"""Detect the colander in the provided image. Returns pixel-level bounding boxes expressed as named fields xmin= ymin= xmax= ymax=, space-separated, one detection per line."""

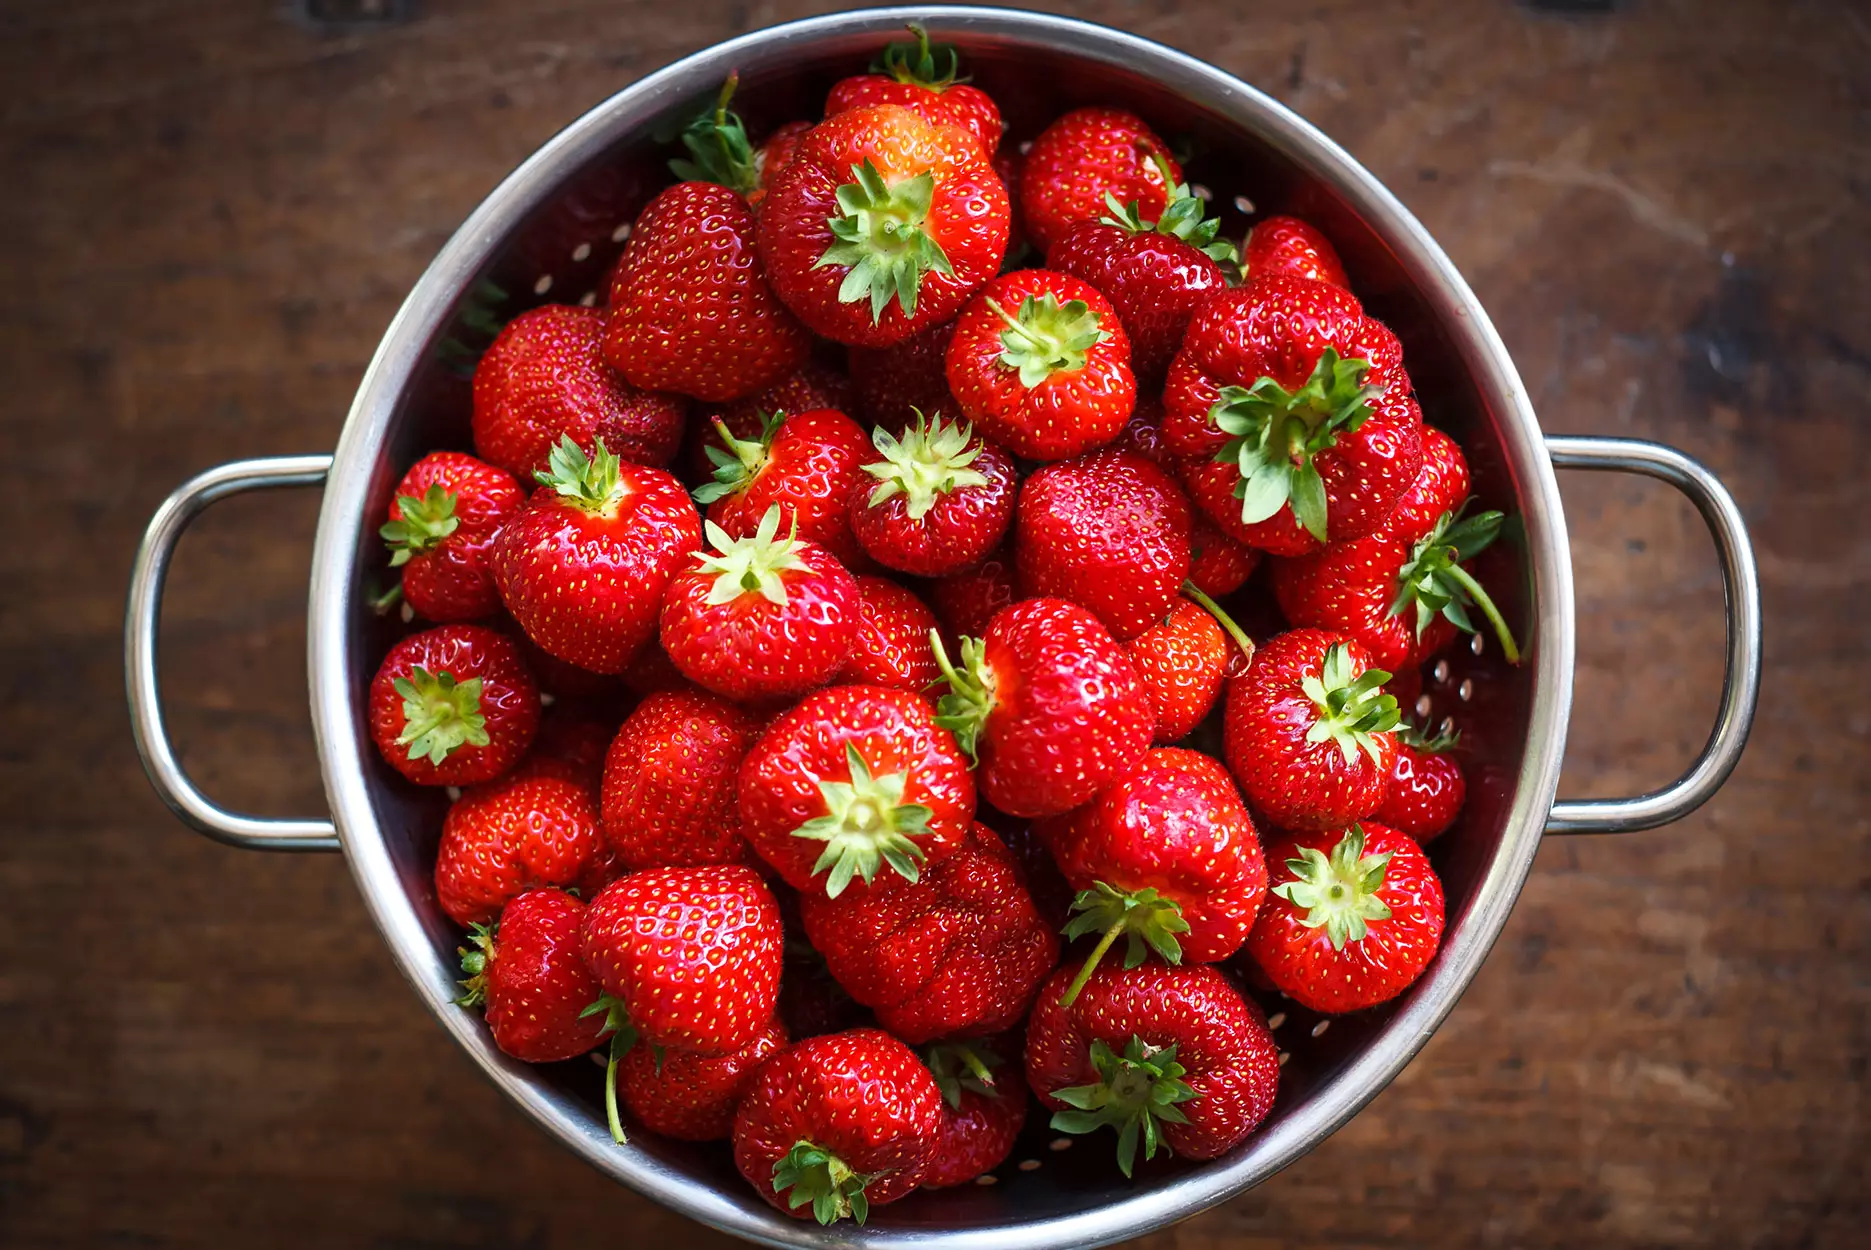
xmin=123 ymin=8 xmax=1761 ymax=1247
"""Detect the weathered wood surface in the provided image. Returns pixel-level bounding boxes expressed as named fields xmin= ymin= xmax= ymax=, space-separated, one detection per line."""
xmin=1 ymin=0 xmax=1864 ymax=1246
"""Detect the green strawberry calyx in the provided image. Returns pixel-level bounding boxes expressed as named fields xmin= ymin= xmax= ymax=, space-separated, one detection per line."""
xmin=693 ymin=411 xmax=783 ymax=504
xmin=1048 ymin=1035 xmax=1197 ymax=1179
xmin=816 ymin=159 xmax=954 ymax=324
xmin=1301 ymin=642 xmax=1400 ymax=768
xmin=453 ymin=921 xmax=496 ymax=1009
xmin=379 ymin=483 xmax=460 ymax=567
xmin=536 ymin=435 xmax=627 ymax=516
xmin=1209 ymin=346 xmax=1385 ymax=543
xmin=1397 ymin=716 xmax=1459 ymax=754
xmin=393 ymin=666 xmax=489 ymax=766
xmin=772 ymin=1139 xmax=882 ymax=1226
xmin=928 ymin=631 xmax=997 ymax=762
xmin=791 ymin=742 xmax=935 ymax=898
xmin=694 ymin=507 xmax=813 ymax=607
xmin=1058 ymin=882 xmax=1191 ymax=1009
xmin=1098 ymin=155 xmax=1239 ymax=267
xmin=578 ymin=994 xmax=642 ymax=1145
xmin=1389 ymin=507 xmax=1522 ymax=664
xmin=1271 ymin=823 xmax=1394 ymax=951
xmin=986 ymin=292 xmax=1109 ymax=389
xmin=922 ymin=1040 xmax=1007 ymax=1110
xmin=668 ymin=72 xmax=761 ymax=197
xmin=872 ymin=22 xmax=967 ymax=90
xmin=861 ymin=410 xmax=990 ymax=521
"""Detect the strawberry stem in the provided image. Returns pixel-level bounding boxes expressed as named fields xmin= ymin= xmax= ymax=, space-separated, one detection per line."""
xmin=579 ymin=995 xmax=639 ymax=1144
xmin=1180 ymin=581 xmax=1255 ymax=662
xmin=1058 ymin=882 xmax=1189 ymax=1008
xmin=929 ymin=631 xmax=996 ymax=762
xmin=668 ymin=73 xmax=761 ymax=197
xmin=1443 ymin=562 xmax=1520 ymax=664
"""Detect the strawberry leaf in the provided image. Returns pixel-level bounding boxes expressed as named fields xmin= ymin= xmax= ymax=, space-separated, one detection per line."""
xmin=668 ymin=73 xmax=760 ymax=197
xmin=694 ymin=507 xmax=813 ymax=606
xmin=871 ymin=22 xmax=967 ymax=88
xmin=392 ymin=666 xmax=489 ymax=766
xmin=790 ymin=742 xmax=934 ymax=898
xmin=1046 ymin=1035 xmax=1196 ymax=1178
xmin=772 ymin=1139 xmax=878 ymax=1226
xmin=1388 ymin=506 xmax=1521 ymax=663
xmin=453 ymin=921 xmax=496 ymax=1008
xmin=1058 ymin=882 xmax=1190 ymax=1008
xmin=1299 ymin=643 xmax=1400 ymax=768
xmin=922 ymin=1040 xmax=1006 ymax=1110
xmin=536 ymin=435 xmax=624 ymax=513
xmin=929 ymin=632 xmax=997 ymax=762
xmin=861 ymin=411 xmax=990 ymax=521
xmin=380 ymin=484 xmax=460 ymax=566
xmin=816 ymin=160 xmax=954 ymax=324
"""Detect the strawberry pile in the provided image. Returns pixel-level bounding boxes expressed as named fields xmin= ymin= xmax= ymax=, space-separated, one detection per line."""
xmin=370 ymin=27 xmax=1521 ymax=1225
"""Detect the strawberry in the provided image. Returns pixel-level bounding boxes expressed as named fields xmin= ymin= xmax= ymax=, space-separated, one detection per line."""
xmin=501 ymin=623 xmax=628 ymax=710
xmin=798 ymin=822 xmax=1057 ymax=1042
xmin=617 ymin=1016 xmax=788 ymax=1142
xmin=992 ymin=147 xmax=1027 ymax=259
xmin=527 ymin=709 xmax=612 ymax=791
xmin=825 ymin=24 xmax=1003 ymax=156
xmin=368 ymin=623 xmax=540 ymax=787
xmin=1019 ymin=108 xmax=1181 ymax=255
xmin=1124 ymin=595 xmax=1241 ymax=743
xmin=601 ymin=689 xmax=761 ymax=870
xmin=928 ymin=545 xmax=1020 ymax=640
xmin=738 ymin=684 xmax=977 ymax=897
xmin=945 ymin=269 xmax=1136 ymax=462
xmin=932 ymin=598 xmax=1152 ymax=817
xmin=489 ymin=437 xmax=700 ymax=674
xmin=1047 ymin=181 xmax=1236 ymax=386
xmin=759 ymin=104 xmax=1009 ymax=348
xmin=1188 ymin=514 xmax=1262 ymax=598
xmin=472 ymin=304 xmax=688 ymax=480
xmin=1379 ymin=423 xmax=1471 ymax=546
xmin=581 ymin=865 xmax=784 ymax=1139
xmin=918 ymin=1039 xmax=1028 ymax=1188
xmin=733 ymin=1028 xmax=942 ymax=1224
xmin=842 ymin=575 xmax=945 ymax=693
xmin=434 ymin=765 xmax=601 ymax=926
xmin=1024 ymin=961 xmax=1278 ymax=1176
xmin=848 ymin=412 xmax=1017 ymax=576
xmin=1014 ymin=448 xmax=1191 ymax=641
xmin=754 ymin=122 xmax=812 ymax=205
xmin=1375 ymin=722 xmax=1466 ymax=843
xmin=603 ymin=181 xmax=811 ymax=402
xmin=1111 ymin=395 xmax=1171 ymax=466
xmin=681 ymin=360 xmax=855 ymax=485
xmin=379 ymin=452 xmax=524 ymax=622
xmin=693 ymin=407 xmax=874 ymax=568
xmin=1245 ymin=822 xmax=1445 ymax=1013
xmin=846 ymin=318 xmax=957 ymax=433
xmin=659 ymin=509 xmax=860 ymax=702
xmin=1224 ymin=628 xmax=1400 ymax=831
xmin=618 ymin=642 xmax=689 ymax=699
xmin=1164 ymin=275 xmax=1424 ymax=556
xmin=456 ymin=888 xmax=606 ymax=1062
xmin=1270 ymin=505 xmax=1520 ymax=673
xmin=1241 ymin=214 xmax=1350 ymax=288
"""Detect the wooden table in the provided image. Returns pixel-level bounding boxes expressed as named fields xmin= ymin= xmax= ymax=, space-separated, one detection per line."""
xmin=3 ymin=1 xmax=1863 ymax=1245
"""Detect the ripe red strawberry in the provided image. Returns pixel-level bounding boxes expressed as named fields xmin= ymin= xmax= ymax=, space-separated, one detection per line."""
xmin=601 ymin=689 xmax=761 ymax=870
xmin=681 ymin=360 xmax=856 ymax=485
xmin=456 ymin=888 xmax=606 ymax=1062
xmin=526 ymin=709 xmax=612 ymax=791
xmin=848 ymin=413 xmax=1017 ymax=576
xmin=380 ymin=452 xmax=524 ymax=622
xmin=1270 ymin=505 xmax=1520 ymax=672
xmin=825 ymin=24 xmax=1003 ymax=156
xmin=1014 ymin=448 xmax=1191 ymax=641
xmin=1164 ymin=275 xmax=1424 ymax=556
xmin=798 ymin=823 xmax=1057 ymax=1042
xmin=489 ymin=437 xmax=700 ymax=674
xmin=739 ymin=684 xmax=977 ymax=896
xmin=946 ymin=269 xmax=1136 ymax=462
xmin=472 ymin=304 xmax=688 ymax=479
xmin=1188 ymin=514 xmax=1261 ymax=598
xmin=1379 ymin=424 xmax=1471 ymax=546
xmin=1241 ymin=214 xmax=1350 ymax=288
xmin=581 ymin=865 xmax=783 ymax=1138
xmin=1111 ymin=395 xmax=1171 ymax=466
xmin=919 ymin=1039 xmax=1028 ymax=1188
xmin=842 ymin=576 xmax=945 ymax=693
xmin=759 ymin=104 xmax=1009 ymax=347
xmin=368 ymin=623 xmax=540 ymax=787
xmin=1223 ymin=628 xmax=1400 ymax=831
xmin=847 ymin=318 xmax=957 ymax=432
xmin=1375 ymin=722 xmax=1466 ymax=842
xmin=1024 ymin=962 xmax=1278 ymax=1176
xmin=928 ymin=545 xmax=1020 ymax=640
xmin=1047 ymin=181 xmax=1235 ymax=385
xmin=932 ymin=598 xmax=1152 ymax=817
xmin=434 ymin=765 xmax=601 ymax=925
xmin=618 ymin=1016 xmax=788 ymax=1141
xmin=694 ymin=407 xmax=874 ymax=568
xmin=1020 ymin=108 xmax=1181 ymax=255
xmin=734 ymin=1028 xmax=942 ymax=1224
xmin=1125 ymin=596 xmax=1235 ymax=742
xmin=1245 ymin=822 xmax=1445 ymax=1013
xmin=992 ymin=147 xmax=1027 ymax=258
xmin=659 ymin=509 xmax=860 ymax=702
xmin=604 ymin=181 xmax=811 ymax=402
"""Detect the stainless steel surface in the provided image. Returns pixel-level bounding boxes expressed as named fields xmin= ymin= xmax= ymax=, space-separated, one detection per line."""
xmin=1544 ymin=437 xmax=1763 ymax=835
xmin=125 ymin=456 xmax=341 ymax=852
xmin=119 ymin=6 xmax=1759 ymax=1248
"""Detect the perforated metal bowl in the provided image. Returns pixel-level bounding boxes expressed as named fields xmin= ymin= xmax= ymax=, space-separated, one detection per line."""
xmin=125 ymin=8 xmax=1760 ymax=1247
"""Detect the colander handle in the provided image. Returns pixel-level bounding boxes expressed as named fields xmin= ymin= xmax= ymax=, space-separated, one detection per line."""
xmin=1543 ymin=436 xmax=1761 ymax=834
xmin=125 ymin=456 xmax=341 ymax=852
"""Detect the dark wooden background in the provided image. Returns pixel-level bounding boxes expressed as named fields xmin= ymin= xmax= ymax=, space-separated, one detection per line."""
xmin=3 ymin=0 xmax=1865 ymax=1246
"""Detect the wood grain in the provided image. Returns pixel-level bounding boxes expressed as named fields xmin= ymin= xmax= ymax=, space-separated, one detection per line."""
xmin=1 ymin=1 xmax=1865 ymax=1246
